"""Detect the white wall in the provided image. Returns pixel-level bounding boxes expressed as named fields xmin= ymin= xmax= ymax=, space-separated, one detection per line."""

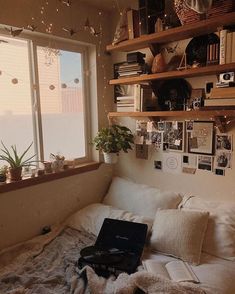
xmin=110 ymin=7 xmax=235 ymax=203
xmin=0 ymin=164 xmax=113 ymax=250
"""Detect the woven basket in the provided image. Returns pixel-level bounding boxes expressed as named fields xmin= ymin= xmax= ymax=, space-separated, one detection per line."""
xmin=174 ymin=0 xmax=235 ymax=25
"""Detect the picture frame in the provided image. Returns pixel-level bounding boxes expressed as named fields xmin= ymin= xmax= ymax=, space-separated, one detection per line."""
xmin=163 ymin=121 xmax=185 ymax=152
xmin=188 ymin=121 xmax=214 ymax=155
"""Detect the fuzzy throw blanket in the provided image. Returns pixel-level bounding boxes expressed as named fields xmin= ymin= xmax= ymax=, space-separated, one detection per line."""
xmin=81 ymin=266 xmax=206 ymax=294
xmin=0 ymin=226 xmax=207 ymax=294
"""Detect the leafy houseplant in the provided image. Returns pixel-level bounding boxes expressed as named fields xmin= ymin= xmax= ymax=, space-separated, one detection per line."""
xmin=0 ymin=142 xmax=35 ymax=181
xmin=93 ymin=125 xmax=134 ymax=164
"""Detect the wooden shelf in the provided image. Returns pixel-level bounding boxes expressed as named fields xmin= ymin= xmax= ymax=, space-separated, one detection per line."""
xmin=108 ymin=109 xmax=235 ymax=119
xmin=109 ymin=63 xmax=235 ymax=85
xmin=106 ymin=12 xmax=235 ymax=53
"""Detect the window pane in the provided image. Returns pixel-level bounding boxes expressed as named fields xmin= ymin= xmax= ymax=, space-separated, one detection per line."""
xmin=37 ymin=47 xmax=85 ymax=160
xmin=0 ymin=36 xmax=35 ymax=165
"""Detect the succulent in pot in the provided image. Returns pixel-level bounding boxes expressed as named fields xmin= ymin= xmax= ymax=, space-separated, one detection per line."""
xmin=0 ymin=165 xmax=8 ymax=182
xmin=0 ymin=142 xmax=36 ymax=181
xmin=93 ymin=124 xmax=134 ymax=164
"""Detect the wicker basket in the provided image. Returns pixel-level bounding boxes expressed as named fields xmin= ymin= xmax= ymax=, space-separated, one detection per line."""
xmin=174 ymin=0 xmax=235 ymax=25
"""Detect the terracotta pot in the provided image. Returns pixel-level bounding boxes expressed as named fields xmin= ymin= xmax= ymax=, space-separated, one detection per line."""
xmin=9 ymin=167 xmax=22 ymax=181
xmin=103 ymin=152 xmax=118 ymax=164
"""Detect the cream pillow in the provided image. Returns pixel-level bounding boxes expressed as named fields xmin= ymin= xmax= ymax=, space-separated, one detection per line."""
xmin=103 ymin=177 xmax=182 ymax=218
xmin=150 ymin=209 xmax=209 ymax=265
xmin=180 ymin=196 xmax=235 ymax=261
xmin=66 ymin=203 xmax=153 ymax=236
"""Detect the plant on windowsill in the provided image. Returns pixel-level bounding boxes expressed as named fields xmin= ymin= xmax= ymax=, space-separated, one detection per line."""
xmin=93 ymin=124 xmax=134 ymax=164
xmin=0 ymin=142 xmax=36 ymax=181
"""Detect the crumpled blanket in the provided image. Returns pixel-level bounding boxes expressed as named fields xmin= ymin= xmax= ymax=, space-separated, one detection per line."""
xmin=0 ymin=226 xmax=208 ymax=294
xmin=81 ymin=266 xmax=206 ymax=294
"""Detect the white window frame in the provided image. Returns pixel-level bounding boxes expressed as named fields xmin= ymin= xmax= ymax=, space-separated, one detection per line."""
xmin=0 ymin=28 xmax=91 ymax=164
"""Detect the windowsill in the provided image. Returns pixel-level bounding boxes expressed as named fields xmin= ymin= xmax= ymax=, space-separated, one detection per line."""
xmin=0 ymin=162 xmax=101 ymax=194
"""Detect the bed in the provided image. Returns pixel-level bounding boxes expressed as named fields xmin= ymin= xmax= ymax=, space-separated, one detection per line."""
xmin=0 ymin=177 xmax=235 ymax=294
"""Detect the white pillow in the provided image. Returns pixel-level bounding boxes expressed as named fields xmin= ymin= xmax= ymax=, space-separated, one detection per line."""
xmin=150 ymin=209 xmax=209 ymax=265
xmin=103 ymin=177 xmax=182 ymax=218
xmin=180 ymin=196 xmax=235 ymax=261
xmin=66 ymin=203 xmax=153 ymax=236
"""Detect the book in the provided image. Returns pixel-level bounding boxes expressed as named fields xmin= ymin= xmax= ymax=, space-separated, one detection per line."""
xmin=226 ymin=32 xmax=233 ymax=64
xmin=220 ymin=29 xmax=228 ymax=65
xmin=142 ymin=259 xmax=199 ymax=283
xmin=232 ymin=32 xmax=235 ymax=63
xmin=204 ymin=98 xmax=235 ymax=106
xmin=133 ymin=84 xmax=141 ymax=112
xmin=210 ymin=87 xmax=235 ymax=99
xmin=127 ymin=9 xmax=140 ymax=39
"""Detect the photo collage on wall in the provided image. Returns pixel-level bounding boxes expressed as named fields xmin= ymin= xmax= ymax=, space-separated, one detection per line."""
xmin=135 ymin=120 xmax=233 ymax=176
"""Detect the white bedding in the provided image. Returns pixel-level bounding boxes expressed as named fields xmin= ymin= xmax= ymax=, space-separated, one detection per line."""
xmin=143 ymin=250 xmax=235 ymax=294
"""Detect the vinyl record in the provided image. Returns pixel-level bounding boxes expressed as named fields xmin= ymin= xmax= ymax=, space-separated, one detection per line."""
xmin=156 ymin=78 xmax=191 ymax=111
xmin=80 ymin=246 xmax=124 ymax=264
xmin=185 ymin=33 xmax=219 ymax=66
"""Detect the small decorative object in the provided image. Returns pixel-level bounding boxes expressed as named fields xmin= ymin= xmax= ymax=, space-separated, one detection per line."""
xmin=177 ymin=53 xmax=189 ymax=70
xmin=151 ymin=53 xmax=166 ymax=74
xmin=188 ymin=121 xmax=214 ymax=155
xmin=188 ymin=88 xmax=205 ymax=110
xmin=167 ymin=55 xmax=183 ymax=71
xmin=43 ymin=161 xmax=52 ymax=173
xmin=0 ymin=142 xmax=35 ymax=181
xmin=112 ymin=8 xmax=129 ymax=45
xmin=155 ymin=18 xmax=163 ymax=33
xmin=93 ymin=125 xmax=134 ymax=164
xmin=50 ymin=153 xmax=65 ymax=172
xmin=62 ymin=27 xmax=77 ymax=36
xmin=0 ymin=165 xmax=8 ymax=182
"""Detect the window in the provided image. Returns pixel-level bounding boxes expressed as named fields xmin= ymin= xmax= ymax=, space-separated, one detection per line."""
xmin=0 ymin=33 xmax=90 ymax=165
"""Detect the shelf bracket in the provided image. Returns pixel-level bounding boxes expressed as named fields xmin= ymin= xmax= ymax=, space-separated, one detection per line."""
xmin=215 ymin=116 xmax=227 ymax=133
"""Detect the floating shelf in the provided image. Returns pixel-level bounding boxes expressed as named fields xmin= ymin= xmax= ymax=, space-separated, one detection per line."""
xmin=108 ymin=109 xmax=235 ymax=119
xmin=109 ymin=63 xmax=235 ymax=85
xmin=106 ymin=12 xmax=235 ymax=53
xmin=108 ymin=109 xmax=235 ymax=132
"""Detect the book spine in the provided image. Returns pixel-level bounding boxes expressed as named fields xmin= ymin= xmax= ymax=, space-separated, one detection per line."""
xmin=232 ymin=32 xmax=235 ymax=63
xmin=220 ymin=29 xmax=227 ymax=65
xmin=226 ymin=32 xmax=232 ymax=64
xmin=134 ymin=84 xmax=141 ymax=112
xmin=204 ymin=98 xmax=235 ymax=106
xmin=127 ymin=10 xmax=134 ymax=40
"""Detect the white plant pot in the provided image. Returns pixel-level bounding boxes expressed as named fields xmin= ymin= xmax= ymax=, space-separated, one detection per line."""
xmin=103 ymin=152 xmax=118 ymax=164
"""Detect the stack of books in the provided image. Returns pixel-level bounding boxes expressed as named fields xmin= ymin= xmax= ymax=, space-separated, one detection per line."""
xmin=116 ymin=84 xmax=155 ymax=112
xmin=204 ymin=87 xmax=235 ymax=106
xmin=116 ymin=62 xmax=148 ymax=78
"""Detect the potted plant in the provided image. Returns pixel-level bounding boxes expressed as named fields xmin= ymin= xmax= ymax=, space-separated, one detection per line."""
xmin=0 ymin=142 xmax=35 ymax=181
xmin=93 ymin=124 xmax=134 ymax=164
xmin=0 ymin=165 xmax=8 ymax=182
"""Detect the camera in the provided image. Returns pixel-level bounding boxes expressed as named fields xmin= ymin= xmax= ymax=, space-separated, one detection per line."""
xmin=219 ymin=72 xmax=234 ymax=84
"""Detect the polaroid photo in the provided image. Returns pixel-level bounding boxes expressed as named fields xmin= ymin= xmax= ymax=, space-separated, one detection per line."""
xmin=154 ymin=160 xmax=162 ymax=170
xmin=182 ymin=154 xmax=197 ymax=168
xmin=197 ymin=155 xmax=213 ymax=172
xmin=163 ymin=121 xmax=185 ymax=152
xmin=215 ymin=151 xmax=232 ymax=169
xmin=216 ymin=134 xmax=232 ymax=151
xmin=215 ymin=169 xmax=225 ymax=176
xmin=158 ymin=121 xmax=165 ymax=132
xmin=186 ymin=120 xmax=194 ymax=132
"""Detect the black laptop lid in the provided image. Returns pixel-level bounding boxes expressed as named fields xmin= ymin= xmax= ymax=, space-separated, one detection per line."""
xmin=95 ymin=218 xmax=148 ymax=254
